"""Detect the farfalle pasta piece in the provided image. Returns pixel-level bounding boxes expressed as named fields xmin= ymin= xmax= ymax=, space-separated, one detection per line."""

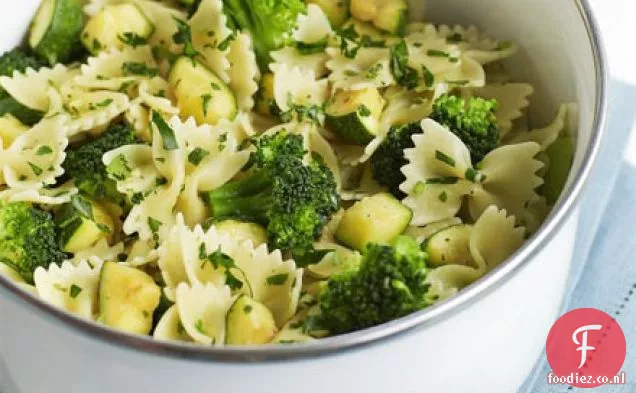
xmin=189 ymin=0 xmax=232 ymax=83
xmin=436 ymin=24 xmax=518 ymax=65
xmin=467 ymin=142 xmax=544 ymax=222
xmin=270 ymin=4 xmax=333 ymax=77
xmin=71 ymin=239 xmax=124 ymax=268
xmin=74 ymin=46 xmax=157 ymax=90
xmin=326 ymin=47 xmax=393 ymax=91
xmin=380 ymin=86 xmax=434 ymax=128
xmin=153 ymin=305 xmax=193 ymax=342
xmin=137 ymin=77 xmax=178 ymax=114
xmin=0 ymin=64 xmax=73 ymax=111
xmin=227 ymin=33 xmax=260 ymax=111
xmin=271 ymin=63 xmax=329 ymax=113
xmin=0 ymin=182 xmax=77 ymax=205
xmin=0 ymin=117 xmax=68 ymax=189
xmin=469 ymin=206 xmax=525 ymax=271
xmin=175 ymin=282 xmax=236 ymax=345
xmin=33 ymin=260 xmax=101 ymax=320
xmin=125 ymin=100 xmax=151 ymax=141
xmin=63 ymin=89 xmax=130 ymax=136
xmin=400 ymin=119 xmax=475 ymax=225
xmin=103 ymin=144 xmax=158 ymax=196
xmin=340 ymin=162 xmax=385 ymax=201
xmin=507 ymin=105 xmax=569 ymax=150
xmin=404 ymin=217 xmax=463 ymax=243
xmin=466 ymin=83 xmax=534 ymax=137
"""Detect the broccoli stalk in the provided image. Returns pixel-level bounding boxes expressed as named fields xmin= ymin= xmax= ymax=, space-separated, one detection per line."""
xmin=62 ymin=123 xmax=138 ymax=207
xmin=370 ymin=122 xmax=422 ymax=198
xmin=0 ymin=202 xmax=67 ymax=283
xmin=222 ymin=0 xmax=306 ymax=70
xmin=319 ymin=236 xmax=430 ymax=334
xmin=205 ymin=131 xmax=339 ymax=252
xmin=430 ymin=94 xmax=499 ymax=163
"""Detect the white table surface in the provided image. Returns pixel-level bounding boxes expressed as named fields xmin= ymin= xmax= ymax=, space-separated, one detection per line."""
xmin=588 ymin=0 xmax=636 ymax=163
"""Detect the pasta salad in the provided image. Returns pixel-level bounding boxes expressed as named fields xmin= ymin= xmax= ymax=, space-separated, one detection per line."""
xmin=0 ymin=0 xmax=574 ymax=345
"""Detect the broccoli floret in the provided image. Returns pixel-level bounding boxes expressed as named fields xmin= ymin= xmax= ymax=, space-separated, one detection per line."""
xmin=63 ymin=123 xmax=138 ymax=205
xmin=205 ymin=131 xmax=340 ymax=252
xmin=0 ymin=202 xmax=66 ymax=283
xmin=318 ymin=236 xmax=429 ymax=334
xmin=370 ymin=122 xmax=422 ymax=198
xmin=0 ymin=48 xmax=46 ymax=125
xmin=430 ymin=94 xmax=499 ymax=163
xmin=223 ymin=0 xmax=306 ymax=70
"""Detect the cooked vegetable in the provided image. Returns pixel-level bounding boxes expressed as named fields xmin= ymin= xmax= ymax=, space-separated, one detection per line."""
xmin=0 ymin=114 xmax=29 ymax=147
xmin=370 ymin=122 xmax=422 ymax=197
xmin=29 ymin=0 xmax=84 ymax=65
xmin=63 ymin=123 xmax=138 ymax=206
xmin=169 ymin=56 xmax=237 ymax=125
xmin=307 ymin=0 xmax=350 ymax=28
xmin=0 ymin=49 xmax=46 ymax=125
xmin=336 ymin=193 xmax=412 ymax=251
xmin=541 ymin=136 xmax=574 ymax=204
xmin=319 ymin=235 xmax=429 ymax=333
xmin=55 ymin=196 xmax=115 ymax=253
xmin=424 ymin=224 xmax=473 ymax=267
xmin=0 ymin=201 xmax=66 ymax=283
xmin=215 ymin=220 xmax=268 ymax=247
xmin=325 ymin=87 xmax=385 ymax=145
xmin=349 ymin=0 xmax=408 ymax=36
xmin=223 ymin=0 xmax=306 ymax=70
xmin=255 ymin=72 xmax=280 ymax=118
xmin=98 ymin=261 xmax=162 ymax=335
xmin=225 ymin=295 xmax=278 ymax=345
xmin=430 ymin=94 xmax=499 ymax=163
xmin=81 ymin=4 xmax=154 ymax=55
xmin=205 ymin=131 xmax=340 ymax=252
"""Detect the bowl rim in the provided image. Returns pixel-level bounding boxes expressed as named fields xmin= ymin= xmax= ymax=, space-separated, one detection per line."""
xmin=0 ymin=0 xmax=608 ymax=363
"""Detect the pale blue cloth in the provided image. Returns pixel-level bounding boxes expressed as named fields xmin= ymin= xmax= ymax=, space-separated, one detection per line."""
xmin=520 ymin=80 xmax=636 ymax=392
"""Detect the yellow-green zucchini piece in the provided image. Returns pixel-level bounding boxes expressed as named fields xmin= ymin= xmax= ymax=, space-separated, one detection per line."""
xmin=98 ymin=262 xmax=161 ymax=335
xmin=350 ymin=0 xmax=408 ymax=36
xmin=215 ymin=220 xmax=268 ymax=247
xmin=335 ymin=193 xmax=412 ymax=251
xmin=225 ymin=295 xmax=278 ymax=345
xmin=325 ymin=88 xmax=385 ymax=145
xmin=424 ymin=224 xmax=474 ymax=267
xmin=55 ymin=196 xmax=115 ymax=254
xmin=307 ymin=0 xmax=350 ymax=28
xmin=169 ymin=56 xmax=237 ymax=125
xmin=29 ymin=0 xmax=84 ymax=65
xmin=81 ymin=4 xmax=154 ymax=55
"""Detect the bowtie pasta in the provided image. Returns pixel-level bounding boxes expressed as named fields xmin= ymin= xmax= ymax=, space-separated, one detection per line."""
xmin=0 ymin=0 xmax=574 ymax=346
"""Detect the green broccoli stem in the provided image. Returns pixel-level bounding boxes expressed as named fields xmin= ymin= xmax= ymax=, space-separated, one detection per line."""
xmin=205 ymin=170 xmax=274 ymax=223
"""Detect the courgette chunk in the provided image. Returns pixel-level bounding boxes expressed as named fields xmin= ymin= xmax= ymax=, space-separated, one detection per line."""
xmin=325 ymin=88 xmax=385 ymax=145
xmin=225 ymin=295 xmax=278 ymax=345
xmin=336 ymin=193 xmax=412 ymax=251
xmin=350 ymin=0 xmax=408 ymax=36
xmin=29 ymin=0 xmax=84 ymax=65
xmin=307 ymin=0 xmax=350 ymax=28
xmin=81 ymin=4 xmax=155 ymax=55
xmin=169 ymin=57 xmax=238 ymax=125
xmin=541 ymin=136 xmax=574 ymax=204
xmin=0 ymin=114 xmax=28 ymax=148
xmin=424 ymin=224 xmax=474 ymax=267
xmin=215 ymin=220 xmax=268 ymax=247
xmin=255 ymin=72 xmax=280 ymax=118
xmin=98 ymin=262 xmax=161 ymax=335
xmin=55 ymin=196 xmax=115 ymax=253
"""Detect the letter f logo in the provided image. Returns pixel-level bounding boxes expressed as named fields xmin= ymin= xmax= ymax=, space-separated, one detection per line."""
xmin=572 ymin=324 xmax=603 ymax=368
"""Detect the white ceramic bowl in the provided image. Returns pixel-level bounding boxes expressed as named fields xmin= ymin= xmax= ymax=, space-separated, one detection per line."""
xmin=0 ymin=1 xmax=606 ymax=392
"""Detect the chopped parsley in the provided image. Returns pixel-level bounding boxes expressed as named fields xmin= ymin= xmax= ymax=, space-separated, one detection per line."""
xmin=88 ymin=98 xmax=113 ymax=110
xmin=35 ymin=145 xmax=53 ymax=155
xmin=200 ymin=244 xmax=245 ymax=291
xmin=465 ymin=168 xmax=485 ymax=182
xmin=438 ymin=191 xmax=448 ymax=202
xmin=390 ymin=40 xmax=418 ymax=90
xmin=266 ymin=273 xmax=289 ymax=286
xmin=172 ymin=17 xmax=199 ymax=58
xmin=426 ymin=176 xmax=459 ymax=185
xmin=435 ymin=150 xmax=456 ymax=167
xmin=194 ymin=319 xmax=207 ymax=335
xmin=151 ymin=111 xmax=179 ymax=150
xmin=217 ymin=33 xmax=236 ymax=51
xmin=243 ymin=304 xmax=253 ymax=314
xmin=188 ymin=147 xmax=210 ymax=166
xmin=106 ymin=154 xmax=132 ymax=181
xmin=71 ymin=195 xmax=94 ymax=220
xmin=118 ymin=32 xmax=148 ymax=48
xmin=446 ymin=33 xmax=463 ymax=43
xmin=358 ymin=104 xmax=371 ymax=117
xmin=295 ymin=35 xmax=329 ymax=55
xmin=336 ymin=25 xmax=385 ymax=59
xmin=413 ymin=181 xmax=426 ymax=196
xmin=421 ymin=65 xmax=434 ymax=88
xmin=27 ymin=162 xmax=43 ymax=176
xmin=201 ymin=94 xmax=212 ymax=117
xmin=148 ymin=217 xmax=163 ymax=234
xmin=427 ymin=49 xmax=450 ymax=58
xmin=69 ymin=284 xmax=83 ymax=299
xmin=121 ymin=62 xmax=159 ymax=77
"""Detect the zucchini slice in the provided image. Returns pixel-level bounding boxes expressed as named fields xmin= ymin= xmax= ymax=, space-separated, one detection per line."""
xmin=169 ymin=57 xmax=238 ymax=125
xmin=225 ymin=295 xmax=278 ymax=345
xmin=325 ymin=88 xmax=385 ymax=145
xmin=255 ymin=72 xmax=280 ymax=118
xmin=215 ymin=220 xmax=268 ymax=247
xmin=350 ymin=0 xmax=408 ymax=36
xmin=424 ymin=224 xmax=474 ymax=267
xmin=336 ymin=193 xmax=412 ymax=251
xmin=0 ymin=114 xmax=28 ymax=148
xmin=81 ymin=4 xmax=155 ymax=55
xmin=29 ymin=0 xmax=84 ymax=65
xmin=307 ymin=0 xmax=350 ymax=28
xmin=55 ymin=196 xmax=115 ymax=254
xmin=98 ymin=262 xmax=161 ymax=335
xmin=541 ymin=136 xmax=574 ymax=204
